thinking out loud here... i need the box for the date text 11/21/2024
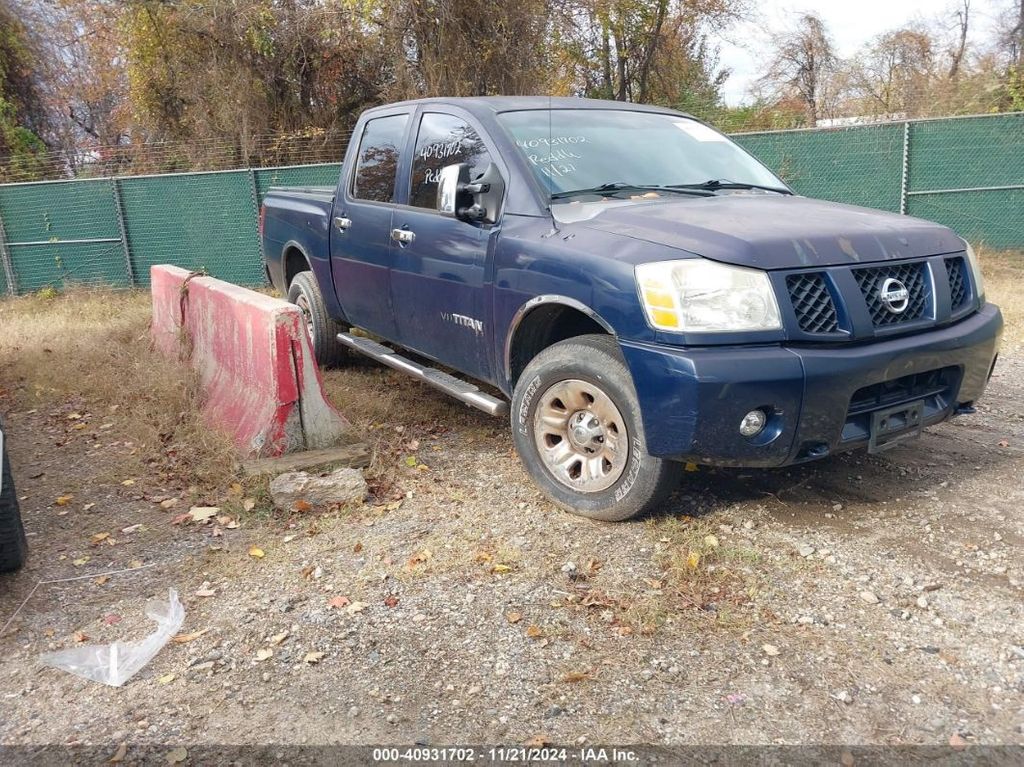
[371,746,640,762]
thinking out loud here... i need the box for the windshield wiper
[669,179,792,195]
[550,182,713,200]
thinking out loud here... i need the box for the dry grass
[978,248,1023,352]
[0,287,238,489]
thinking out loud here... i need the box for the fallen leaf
[225,520,239,530]
[67,412,82,420]
[491,563,512,574]
[158,673,176,685]
[406,549,432,569]
[526,624,544,639]
[762,643,780,657]
[282,534,297,543]
[165,746,188,764]
[523,734,550,748]
[55,495,73,506]
[228,482,243,496]
[94,575,110,586]
[562,670,591,683]
[416,463,429,471]
[72,631,89,643]
[684,462,699,472]
[328,595,351,609]
[170,513,190,525]
[73,556,90,567]
[120,479,135,486]
[269,631,289,645]
[255,648,273,661]
[949,733,967,750]
[103,613,122,625]
[159,498,179,510]
[353,541,363,553]
[294,499,312,512]
[109,742,127,763]
[998,439,1009,448]
[704,534,719,549]
[686,551,701,569]
[303,651,325,664]
[248,546,265,559]
[346,600,368,615]
[91,532,110,545]
[188,506,219,523]
[82,503,95,511]
[506,611,523,624]
[242,497,256,512]
[172,628,209,644]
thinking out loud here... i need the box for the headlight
[635,259,782,333]
[963,241,985,303]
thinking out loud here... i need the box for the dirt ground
[1,257,1022,750]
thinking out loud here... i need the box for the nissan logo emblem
[879,277,910,314]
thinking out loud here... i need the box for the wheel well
[508,304,609,388]
[284,247,311,287]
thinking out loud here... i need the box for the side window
[410,113,492,210]
[351,114,408,203]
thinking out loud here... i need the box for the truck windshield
[497,109,788,201]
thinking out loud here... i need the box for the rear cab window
[409,112,493,210]
[351,114,409,203]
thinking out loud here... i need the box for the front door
[331,112,409,340]
[389,111,498,380]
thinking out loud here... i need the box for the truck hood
[573,195,964,268]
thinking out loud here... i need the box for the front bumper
[620,303,1003,467]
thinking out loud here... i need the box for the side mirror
[436,162,505,224]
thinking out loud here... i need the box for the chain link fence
[0,112,1020,296]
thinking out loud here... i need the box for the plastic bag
[40,589,185,687]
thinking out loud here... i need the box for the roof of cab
[360,95,694,119]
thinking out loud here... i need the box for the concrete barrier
[150,265,359,458]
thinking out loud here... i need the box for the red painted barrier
[150,265,358,457]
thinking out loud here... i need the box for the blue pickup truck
[260,96,1002,521]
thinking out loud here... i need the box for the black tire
[0,428,27,573]
[511,334,678,521]
[287,271,348,368]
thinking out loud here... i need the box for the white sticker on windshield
[673,121,727,142]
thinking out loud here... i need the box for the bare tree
[758,13,838,125]
[947,0,971,81]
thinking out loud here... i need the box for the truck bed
[261,185,337,293]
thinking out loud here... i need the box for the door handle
[391,228,416,245]
[334,216,352,231]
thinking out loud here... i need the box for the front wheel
[287,271,348,368]
[511,334,678,521]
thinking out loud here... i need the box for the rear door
[388,110,500,380]
[330,111,410,339]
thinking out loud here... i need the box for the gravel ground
[1,347,1022,749]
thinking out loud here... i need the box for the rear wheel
[288,271,348,368]
[511,334,678,521]
[0,427,27,573]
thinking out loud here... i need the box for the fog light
[739,409,767,437]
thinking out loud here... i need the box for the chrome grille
[852,261,928,326]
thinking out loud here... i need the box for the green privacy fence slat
[736,122,905,212]
[0,178,121,242]
[9,240,129,292]
[118,170,264,287]
[907,189,1024,250]
[0,113,1022,297]
[253,164,342,203]
[908,114,1024,192]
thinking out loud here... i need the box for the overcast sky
[713,0,1008,105]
